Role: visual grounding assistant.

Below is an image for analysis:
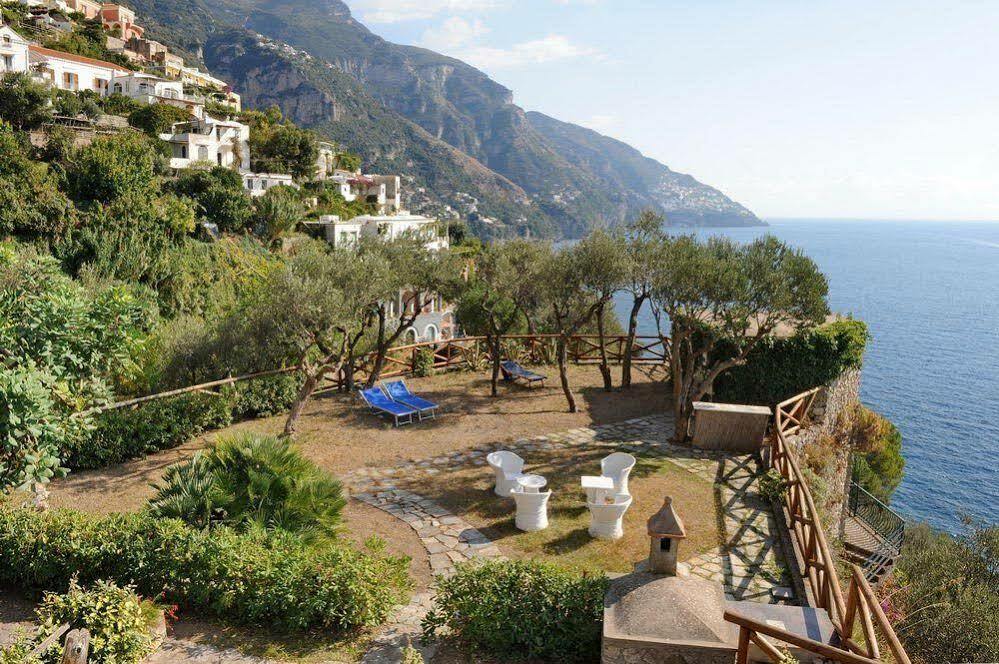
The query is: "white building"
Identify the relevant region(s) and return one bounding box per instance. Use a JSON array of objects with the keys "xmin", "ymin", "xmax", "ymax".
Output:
[
  {"xmin": 242, "ymin": 172, "xmax": 296, "ymax": 197},
  {"xmin": 304, "ymin": 211, "xmax": 452, "ymax": 342},
  {"xmin": 111, "ymin": 72, "xmax": 203, "ymax": 118},
  {"xmin": 158, "ymin": 114, "xmax": 250, "ymax": 170},
  {"xmin": 0, "ymin": 25, "xmax": 29, "ymax": 75},
  {"xmin": 28, "ymin": 44, "xmax": 129, "ymax": 95},
  {"xmin": 179, "ymin": 65, "xmax": 226, "ymax": 91}
]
